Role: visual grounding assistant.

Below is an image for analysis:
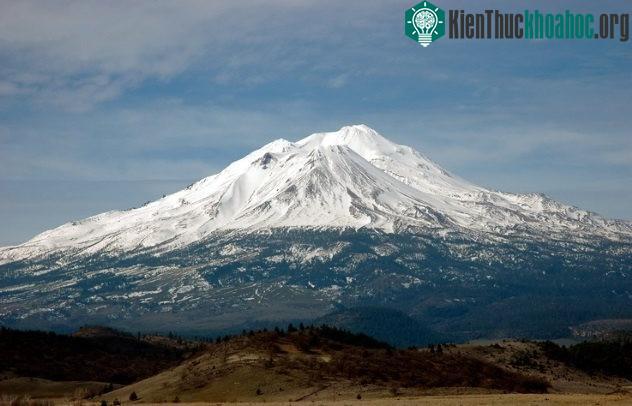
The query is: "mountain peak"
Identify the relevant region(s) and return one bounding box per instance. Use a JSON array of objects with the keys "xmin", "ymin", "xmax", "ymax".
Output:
[
  {"xmin": 296, "ymin": 124, "xmax": 398, "ymax": 160},
  {"xmin": 338, "ymin": 123, "xmax": 377, "ymax": 134}
]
